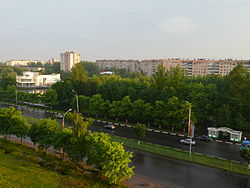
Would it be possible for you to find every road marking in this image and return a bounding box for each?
[206,155,215,158]
[194,152,202,155]
[114,123,119,125]
[231,160,240,163]
[147,129,153,131]
[217,157,226,160]
[236,143,241,146]
[120,124,125,127]
[215,140,222,143]
[162,131,168,134]
[178,134,185,137]
[225,141,233,144]
[126,125,131,128]
[170,133,176,136]
[154,130,160,133]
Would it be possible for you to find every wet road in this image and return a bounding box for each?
[132,150,249,188]
[1,104,249,188]
[0,103,244,162]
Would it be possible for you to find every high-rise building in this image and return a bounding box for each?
[60,52,80,71]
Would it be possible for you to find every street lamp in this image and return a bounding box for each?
[186,101,192,157]
[72,90,79,113]
[62,108,72,129]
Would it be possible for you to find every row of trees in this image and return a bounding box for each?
[71,94,190,131]
[0,106,134,184]
[0,61,249,132]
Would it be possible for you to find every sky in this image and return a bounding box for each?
[1,0,250,62]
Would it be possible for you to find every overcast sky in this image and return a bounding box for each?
[1,0,250,62]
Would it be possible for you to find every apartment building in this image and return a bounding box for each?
[96,59,250,77]
[60,52,80,72]
[96,59,163,76]
[5,60,44,66]
[16,72,61,87]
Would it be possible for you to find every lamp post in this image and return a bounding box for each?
[186,101,192,157]
[72,90,79,113]
[15,88,18,105]
[62,108,72,129]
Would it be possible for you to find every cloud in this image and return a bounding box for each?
[159,17,195,34]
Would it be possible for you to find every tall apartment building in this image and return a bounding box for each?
[60,52,80,72]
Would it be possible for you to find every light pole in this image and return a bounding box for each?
[72,90,79,113]
[62,108,72,129]
[186,101,192,157]
[15,88,18,105]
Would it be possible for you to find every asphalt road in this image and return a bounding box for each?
[131,149,250,188]
[1,103,249,188]
[0,103,244,162]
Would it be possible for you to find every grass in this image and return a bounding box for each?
[111,136,250,176]
[0,138,127,188]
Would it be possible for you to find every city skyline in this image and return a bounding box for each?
[1,0,250,62]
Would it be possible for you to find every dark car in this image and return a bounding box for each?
[196,135,212,142]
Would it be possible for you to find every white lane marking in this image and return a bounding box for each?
[162,131,168,134]
[147,129,153,131]
[178,134,185,137]
[126,125,132,128]
[225,141,233,144]
[154,130,160,133]
[215,140,222,143]
[236,143,241,146]
[120,124,125,127]
[170,133,176,136]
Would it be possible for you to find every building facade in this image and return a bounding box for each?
[96,59,250,77]
[16,72,61,87]
[5,60,44,66]
[60,52,80,72]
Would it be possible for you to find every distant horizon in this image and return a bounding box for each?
[2,56,250,63]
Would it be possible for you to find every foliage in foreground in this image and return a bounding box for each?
[0,138,126,188]
[0,107,134,185]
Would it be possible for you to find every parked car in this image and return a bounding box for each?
[180,138,196,145]
[196,135,213,142]
[104,124,116,130]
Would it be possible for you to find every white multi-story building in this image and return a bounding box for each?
[60,52,80,72]
[5,60,44,66]
[16,72,61,87]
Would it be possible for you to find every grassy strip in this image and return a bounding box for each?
[0,138,126,188]
[111,136,250,176]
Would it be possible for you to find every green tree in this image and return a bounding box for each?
[66,112,93,137]
[42,89,58,107]
[28,122,41,147]
[85,132,134,184]
[0,107,26,140]
[132,124,146,144]
[240,148,250,169]
[53,128,74,156]
[35,118,59,151]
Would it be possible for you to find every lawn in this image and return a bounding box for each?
[0,139,126,188]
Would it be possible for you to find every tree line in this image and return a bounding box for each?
[0,106,134,184]
[0,62,249,133]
